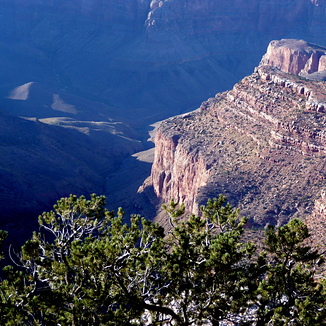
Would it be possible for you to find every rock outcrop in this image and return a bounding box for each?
[305,190,326,248]
[144,39,326,226]
[260,39,326,79]
[150,130,210,214]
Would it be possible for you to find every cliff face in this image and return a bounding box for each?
[305,190,326,248]
[145,0,314,36]
[1,0,150,29]
[261,39,326,78]
[151,130,210,213]
[145,39,326,226]
[4,0,320,34]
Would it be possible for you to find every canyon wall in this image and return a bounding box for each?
[0,0,325,124]
[305,190,326,248]
[1,1,326,236]
[150,129,210,214]
[144,39,326,226]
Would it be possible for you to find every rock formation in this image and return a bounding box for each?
[305,190,326,248]
[1,0,326,237]
[143,39,326,227]
[261,39,326,79]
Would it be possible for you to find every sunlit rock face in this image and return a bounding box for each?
[261,39,326,78]
[144,40,326,227]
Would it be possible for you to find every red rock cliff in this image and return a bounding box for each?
[260,39,326,76]
[150,120,211,214]
[143,39,326,226]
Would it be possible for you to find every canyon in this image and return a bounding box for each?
[0,0,326,239]
[143,39,326,231]
[1,0,325,123]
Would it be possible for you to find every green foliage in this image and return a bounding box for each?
[0,194,166,325]
[0,194,325,325]
[0,229,8,260]
[255,219,326,325]
[158,195,257,325]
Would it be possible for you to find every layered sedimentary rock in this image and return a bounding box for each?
[145,39,326,226]
[261,39,326,79]
[150,130,210,214]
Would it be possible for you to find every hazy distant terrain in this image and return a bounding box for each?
[0,0,325,240]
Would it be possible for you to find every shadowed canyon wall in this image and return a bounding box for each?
[0,0,325,124]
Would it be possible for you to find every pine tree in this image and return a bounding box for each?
[1,195,326,325]
[0,194,166,325]
[157,195,258,325]
[255,218,326,325]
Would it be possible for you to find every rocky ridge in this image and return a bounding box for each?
[143,39,326,227]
